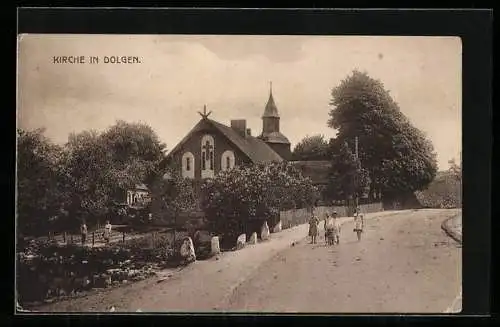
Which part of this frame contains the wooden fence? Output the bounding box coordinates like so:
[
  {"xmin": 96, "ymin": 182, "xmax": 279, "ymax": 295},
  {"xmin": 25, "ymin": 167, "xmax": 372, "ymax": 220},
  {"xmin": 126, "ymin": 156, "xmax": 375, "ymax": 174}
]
[{"xmin": 279, "ymin": 202, "xmax": 383, "ymax": 229}]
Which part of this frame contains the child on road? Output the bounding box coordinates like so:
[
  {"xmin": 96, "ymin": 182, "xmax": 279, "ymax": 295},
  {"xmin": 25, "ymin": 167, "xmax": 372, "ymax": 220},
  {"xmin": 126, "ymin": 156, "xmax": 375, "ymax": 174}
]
[
  {"xmin": 308, "ymin": 214, "xmax": 319, "ymax": 244},
  {"xmin": 353, "ymin": 208, "xmax": 364, "ymax": 241}
]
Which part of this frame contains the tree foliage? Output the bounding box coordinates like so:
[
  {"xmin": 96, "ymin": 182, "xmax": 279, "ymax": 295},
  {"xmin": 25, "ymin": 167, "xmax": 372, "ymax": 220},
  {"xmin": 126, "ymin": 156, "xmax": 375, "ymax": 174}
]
[
  {"xmin": 324, "ymin": 141, "xmax": 370, "ymax": 201},
  {"xmin": 292, "ymin": 134, "xmax": 330, "ymax": 161},
  {"xmin": 17, "ymin": 128, "xmax": 70, "ymax": 235},
  {"xmin": 448, "ymin": 157, "xmax": 462, "ymax": 182},
  {"xmin": 64, "ymin": 121, "xmax": 166, "ymax": 225},
  {"xmin": 149, "ymin": 169, "xmax": 197, "ymax": 224},
  {"xmin": 17, "ymin": 121, "xmax": 170, "ymax": 234},
  {"xmin": 327, "ymin": 70, "xmax": 438, "ymax": 200},
  {"xmin": 415, "ymin": 163, "xmax": 462, "ymax": 209},
  {"xmin": 201, "ymin": 162, "xmax": 319, "ymax": 243}
]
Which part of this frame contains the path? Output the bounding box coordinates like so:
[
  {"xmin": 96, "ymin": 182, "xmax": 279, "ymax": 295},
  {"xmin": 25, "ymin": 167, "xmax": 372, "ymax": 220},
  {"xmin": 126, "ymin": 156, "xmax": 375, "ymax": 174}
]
[
  {"xmin": 31, "ymin": 209, "xmax": 460, "ymax": 313},
  {"xmin": 225, "ymin": 209, "xmax": 461, "ymax": 313}
]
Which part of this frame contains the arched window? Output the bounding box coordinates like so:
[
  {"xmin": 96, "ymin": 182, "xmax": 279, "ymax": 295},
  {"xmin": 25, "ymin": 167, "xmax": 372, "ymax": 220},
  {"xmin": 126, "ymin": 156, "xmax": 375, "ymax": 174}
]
[
  {"xmin": 201, "ymin": 135, "xmax": 215, "ymax": 178},
  {"xmin": 221, "ymin": 150, "xmax": 235, "ymax": 171},
  {"xmin": 182, "ymin": 152, "xmax": 195, "ymax": 179}
]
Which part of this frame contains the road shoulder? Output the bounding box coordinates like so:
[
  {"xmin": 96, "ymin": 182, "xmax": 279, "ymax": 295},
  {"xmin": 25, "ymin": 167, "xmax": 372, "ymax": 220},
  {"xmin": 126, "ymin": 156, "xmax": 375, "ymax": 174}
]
[{"xmin": 441, "ymin": 211, "xmax": 462, "ymax": 314}]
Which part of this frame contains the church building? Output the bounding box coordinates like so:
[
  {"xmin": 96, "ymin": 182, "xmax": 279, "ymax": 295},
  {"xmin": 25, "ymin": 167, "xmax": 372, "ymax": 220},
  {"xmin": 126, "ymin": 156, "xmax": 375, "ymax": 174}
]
[{"xmin": 164, "ymin": 84, "xmax": 292, "ymax": 180}]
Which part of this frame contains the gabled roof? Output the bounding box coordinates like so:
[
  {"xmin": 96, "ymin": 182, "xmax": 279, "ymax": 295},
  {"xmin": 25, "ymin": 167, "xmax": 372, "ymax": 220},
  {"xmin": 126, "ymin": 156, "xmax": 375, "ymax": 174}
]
[{"xmin": 166, "ymin": 118, "xmax": 283, "ymax": 164}]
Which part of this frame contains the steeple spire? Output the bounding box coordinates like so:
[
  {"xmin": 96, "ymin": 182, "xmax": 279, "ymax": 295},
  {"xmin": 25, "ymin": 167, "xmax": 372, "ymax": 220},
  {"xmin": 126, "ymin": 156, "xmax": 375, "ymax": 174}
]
[
  {"xmin": 259, "ymin": 82, "xmax": 291, "ymax": 160},
  {"xmin": 263, "ymin": 82, "xmax": 279, "ymax": 118}
]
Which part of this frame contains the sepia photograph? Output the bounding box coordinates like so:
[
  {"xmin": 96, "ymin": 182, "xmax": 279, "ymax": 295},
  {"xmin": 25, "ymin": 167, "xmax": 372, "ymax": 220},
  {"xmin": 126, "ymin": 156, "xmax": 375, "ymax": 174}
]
[{"xmin": 16, "ymin": 34, "xmax": 462, "ymax": 313}]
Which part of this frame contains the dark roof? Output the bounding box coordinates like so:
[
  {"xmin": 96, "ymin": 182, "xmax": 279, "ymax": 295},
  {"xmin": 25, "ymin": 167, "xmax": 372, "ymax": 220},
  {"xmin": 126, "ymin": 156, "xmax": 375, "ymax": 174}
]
[
  {"xmin": 166, "ymin": 118, "xmax": 283, "ymax": 164},
  {"xmin": 290, "ymin": 160, "xmax": 332, "ymax": 185},
  {"xmin": 210, "ymin": 120, "xmax": 284, "ymax": 163},
  {"xmin": 263, "ymin": 90, "xmax": 279, "ymax": 118},
  {"xmin": 259, "ymin": 131, "xmax": 290, "ymax": 144}
]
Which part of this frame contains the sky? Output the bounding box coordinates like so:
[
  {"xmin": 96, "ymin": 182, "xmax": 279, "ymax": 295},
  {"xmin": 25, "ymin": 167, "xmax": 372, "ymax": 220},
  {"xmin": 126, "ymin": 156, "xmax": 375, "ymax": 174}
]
[{"xmin": 17, "ymin": 34, "xmax": 462, "ymax": 171}]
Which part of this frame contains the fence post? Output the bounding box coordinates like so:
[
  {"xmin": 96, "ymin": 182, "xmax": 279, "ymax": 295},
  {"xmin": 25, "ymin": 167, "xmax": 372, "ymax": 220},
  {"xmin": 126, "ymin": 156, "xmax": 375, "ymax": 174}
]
[
  {"xmin": 122, "ymin": 232, "xmax": 125, "ymax": 243},
  {"xmin": 92, "ymin": 232, "xmax": 95, "ymax": 247},
  {"xmin": 63, "ymin": 232, "xmax": 66, "ymax": 243}
]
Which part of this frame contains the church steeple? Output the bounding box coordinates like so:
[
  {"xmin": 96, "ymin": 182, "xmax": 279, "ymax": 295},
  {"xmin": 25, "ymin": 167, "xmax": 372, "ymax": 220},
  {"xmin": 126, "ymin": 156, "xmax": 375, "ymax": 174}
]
[
  {"xmin": 263, "ymin": 81, "xmax": 280, "ymax": 118},
  {"xmin": 259, "ymin": 82, "xmax": 291, "ymax": 160}
]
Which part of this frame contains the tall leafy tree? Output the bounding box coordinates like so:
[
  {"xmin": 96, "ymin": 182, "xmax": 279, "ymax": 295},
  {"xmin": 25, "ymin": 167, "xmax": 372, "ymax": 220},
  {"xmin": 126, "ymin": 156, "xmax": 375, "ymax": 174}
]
[
  {"xmin": 64, "ymin": 121, "xmax": 167, "ymax": 225},
  {"xmin": 16, "ymin": 128, "xmax": 70, "ymax": 235},
  {"xmin": 292, "ymin": 134, "xmax": 330, "ymax": 161},
  {"xmin": 328, "ymin": 70, "xmax": 438, "ymax": 200},
  {"xmin": 324, "ymin": 140, "xmax": 370, "ymax": 202}
]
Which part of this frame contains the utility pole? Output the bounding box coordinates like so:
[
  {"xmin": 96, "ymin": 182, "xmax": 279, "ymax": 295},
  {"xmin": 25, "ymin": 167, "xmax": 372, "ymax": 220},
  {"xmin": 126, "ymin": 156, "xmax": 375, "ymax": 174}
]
[{"xmin": 354, "ymin": 136, "xmax": 359, "ymax": 210}]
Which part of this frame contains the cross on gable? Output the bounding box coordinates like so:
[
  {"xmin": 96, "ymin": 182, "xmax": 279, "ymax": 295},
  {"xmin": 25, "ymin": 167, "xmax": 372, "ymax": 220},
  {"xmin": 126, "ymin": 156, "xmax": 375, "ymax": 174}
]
[
  {"xmin": 198, "ymin": 104, "xmax": 212, "ymax": 119},
  {"xmin": 202, "ymin": 140, "xmax": 213, "ymax": 151}
]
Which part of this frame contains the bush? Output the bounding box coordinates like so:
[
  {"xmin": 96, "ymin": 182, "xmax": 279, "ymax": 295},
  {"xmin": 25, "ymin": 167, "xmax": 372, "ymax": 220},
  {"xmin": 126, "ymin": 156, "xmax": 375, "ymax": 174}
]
[
  {"xmin": 201, "ymin": 162, "xmax": 319, "ymax": 244},
  {"xmin": 415, "ymin": 172, "xmax": 461, "ymax": 208}
]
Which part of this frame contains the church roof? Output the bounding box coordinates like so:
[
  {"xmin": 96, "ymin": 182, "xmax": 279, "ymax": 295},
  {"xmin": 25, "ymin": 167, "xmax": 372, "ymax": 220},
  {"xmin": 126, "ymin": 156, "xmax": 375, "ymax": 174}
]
[
  {"xmin": 259, "ymin": 131, "xmax": 291, "ymax": 144},
  {"xmin": 263, "ymin": 85, "xmax": 280, "ymax": 118},
  {"xmin": 165, "ymin": 118, "xmax": 283, "ymax": 165},
  {"xmin": 210, "ymin": 120, "xmax": 284, "ymax": 163}
]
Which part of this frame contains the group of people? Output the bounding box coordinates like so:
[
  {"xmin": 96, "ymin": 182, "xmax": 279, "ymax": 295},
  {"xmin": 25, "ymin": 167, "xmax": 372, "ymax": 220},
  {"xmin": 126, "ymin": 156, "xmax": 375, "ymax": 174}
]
[
  {"xmin": 308, "ymin": 208, "xmax": 365, "ymax": 245},
  {"xmin": 80, "ymin": 220, "xmax": 113, "ymax": 246}
]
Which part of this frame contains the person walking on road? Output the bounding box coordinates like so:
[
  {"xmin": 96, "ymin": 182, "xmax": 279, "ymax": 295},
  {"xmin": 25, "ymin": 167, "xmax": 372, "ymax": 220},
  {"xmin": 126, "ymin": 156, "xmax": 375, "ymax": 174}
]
[
  {"xmin": 80, "ymin": 221, "xmax": 88, "ymax": 245},
  {"xmin": 308, "ymin": 213, "xmax": 319, "ymax": 244},
  {"xmin": 353, "ymin": 208, "xmax": 364, "ymax": 241},
  {"xmin": 324, "ymin": 213, "xmax": 331, "ymax": 244},
  {"xmin": 103, "ymin": 220, "xmax": 112, "ymax": 244},
  {"xmin": 332, "ymin": 211, "xmax": 341, "ymax": 245}
]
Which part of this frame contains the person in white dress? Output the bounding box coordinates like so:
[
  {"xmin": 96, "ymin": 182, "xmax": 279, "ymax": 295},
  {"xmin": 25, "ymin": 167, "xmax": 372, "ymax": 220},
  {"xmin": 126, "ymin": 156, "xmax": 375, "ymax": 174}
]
[
  {"xmin": 353, "ymin": 208, "xmax": 364, "ymax": 241},
  {"xmin": 103, "ymin": 220, "xmax": 112, "ymax": 244},
  {"xmin": 324, "ymin": 213, "xmax": 330, "ymax": 244},
  {"xmin": 332, "ymin": 212, "xmax": 341, "ymax": 244}
]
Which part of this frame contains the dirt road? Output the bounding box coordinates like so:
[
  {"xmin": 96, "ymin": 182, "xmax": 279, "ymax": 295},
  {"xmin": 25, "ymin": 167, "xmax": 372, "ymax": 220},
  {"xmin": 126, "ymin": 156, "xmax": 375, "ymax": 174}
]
[
  {"xmin": 30, "ymin": 209, "xmax": 460, "ymax": 313},
  {"xmin": 224, "ymin": 209, "xmax": 462, "ymax": 313}
]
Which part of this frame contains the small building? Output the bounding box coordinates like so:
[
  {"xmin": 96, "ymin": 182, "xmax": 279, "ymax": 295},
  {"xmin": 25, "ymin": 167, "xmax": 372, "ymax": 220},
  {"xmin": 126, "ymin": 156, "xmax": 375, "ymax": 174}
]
[{"xmin": 125, "ymin": 183, "xmax": 151, "ymax": 207}]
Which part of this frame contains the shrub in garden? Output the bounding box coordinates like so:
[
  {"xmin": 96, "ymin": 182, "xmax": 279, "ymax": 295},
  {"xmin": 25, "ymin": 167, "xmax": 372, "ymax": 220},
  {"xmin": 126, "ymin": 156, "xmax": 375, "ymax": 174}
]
[
  {"xmin": 415, "ymin": 171, "xmax": 461, "ymax": 209},
  {"xmin": 201, "ymin": 161, "xmax": 319, "ymax": 249}
]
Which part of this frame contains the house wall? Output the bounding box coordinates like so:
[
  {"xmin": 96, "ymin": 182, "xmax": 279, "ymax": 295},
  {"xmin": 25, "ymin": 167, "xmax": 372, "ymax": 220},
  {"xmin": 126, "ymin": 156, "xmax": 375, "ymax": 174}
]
[
  {"xmin": 126, "ymin": 189, "xmax": 151, "ymax": 206},
  {"xmin": 169, "ymin": 125, "xmax": 251, "ymax": 180}
]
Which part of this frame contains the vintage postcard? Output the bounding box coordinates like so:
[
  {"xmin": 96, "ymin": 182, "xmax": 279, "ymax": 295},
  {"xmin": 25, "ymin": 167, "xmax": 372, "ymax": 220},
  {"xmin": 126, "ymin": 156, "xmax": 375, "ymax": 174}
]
[{"xmin": 16, "ymin": 34, "xmax": 462, "ymax": 313}]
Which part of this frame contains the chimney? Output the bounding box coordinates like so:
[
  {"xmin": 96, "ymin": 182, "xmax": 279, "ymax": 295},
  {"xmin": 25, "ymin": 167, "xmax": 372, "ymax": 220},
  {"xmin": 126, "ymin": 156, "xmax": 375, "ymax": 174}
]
[
  {"xmin": 246, "ymin": 128, "xmax": 251, "ymax": 136},
  {"xmin": 230, "ymin": 119, "xmax": 247, "ymax": 138}
]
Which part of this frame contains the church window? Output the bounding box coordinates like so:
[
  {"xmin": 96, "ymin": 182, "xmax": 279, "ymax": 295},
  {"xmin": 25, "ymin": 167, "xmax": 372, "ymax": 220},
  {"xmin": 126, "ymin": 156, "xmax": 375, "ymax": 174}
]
[
  {"xmin": 221, "ymin": 150, "xmax": 235, "ymax": 171},
  {"xmin": 181, "ymin": 152, "xmax": 195, "ymax": 179},
  {"xmin": 201, "ymin": 135, "xmax": 215, "ymax": 178}
]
